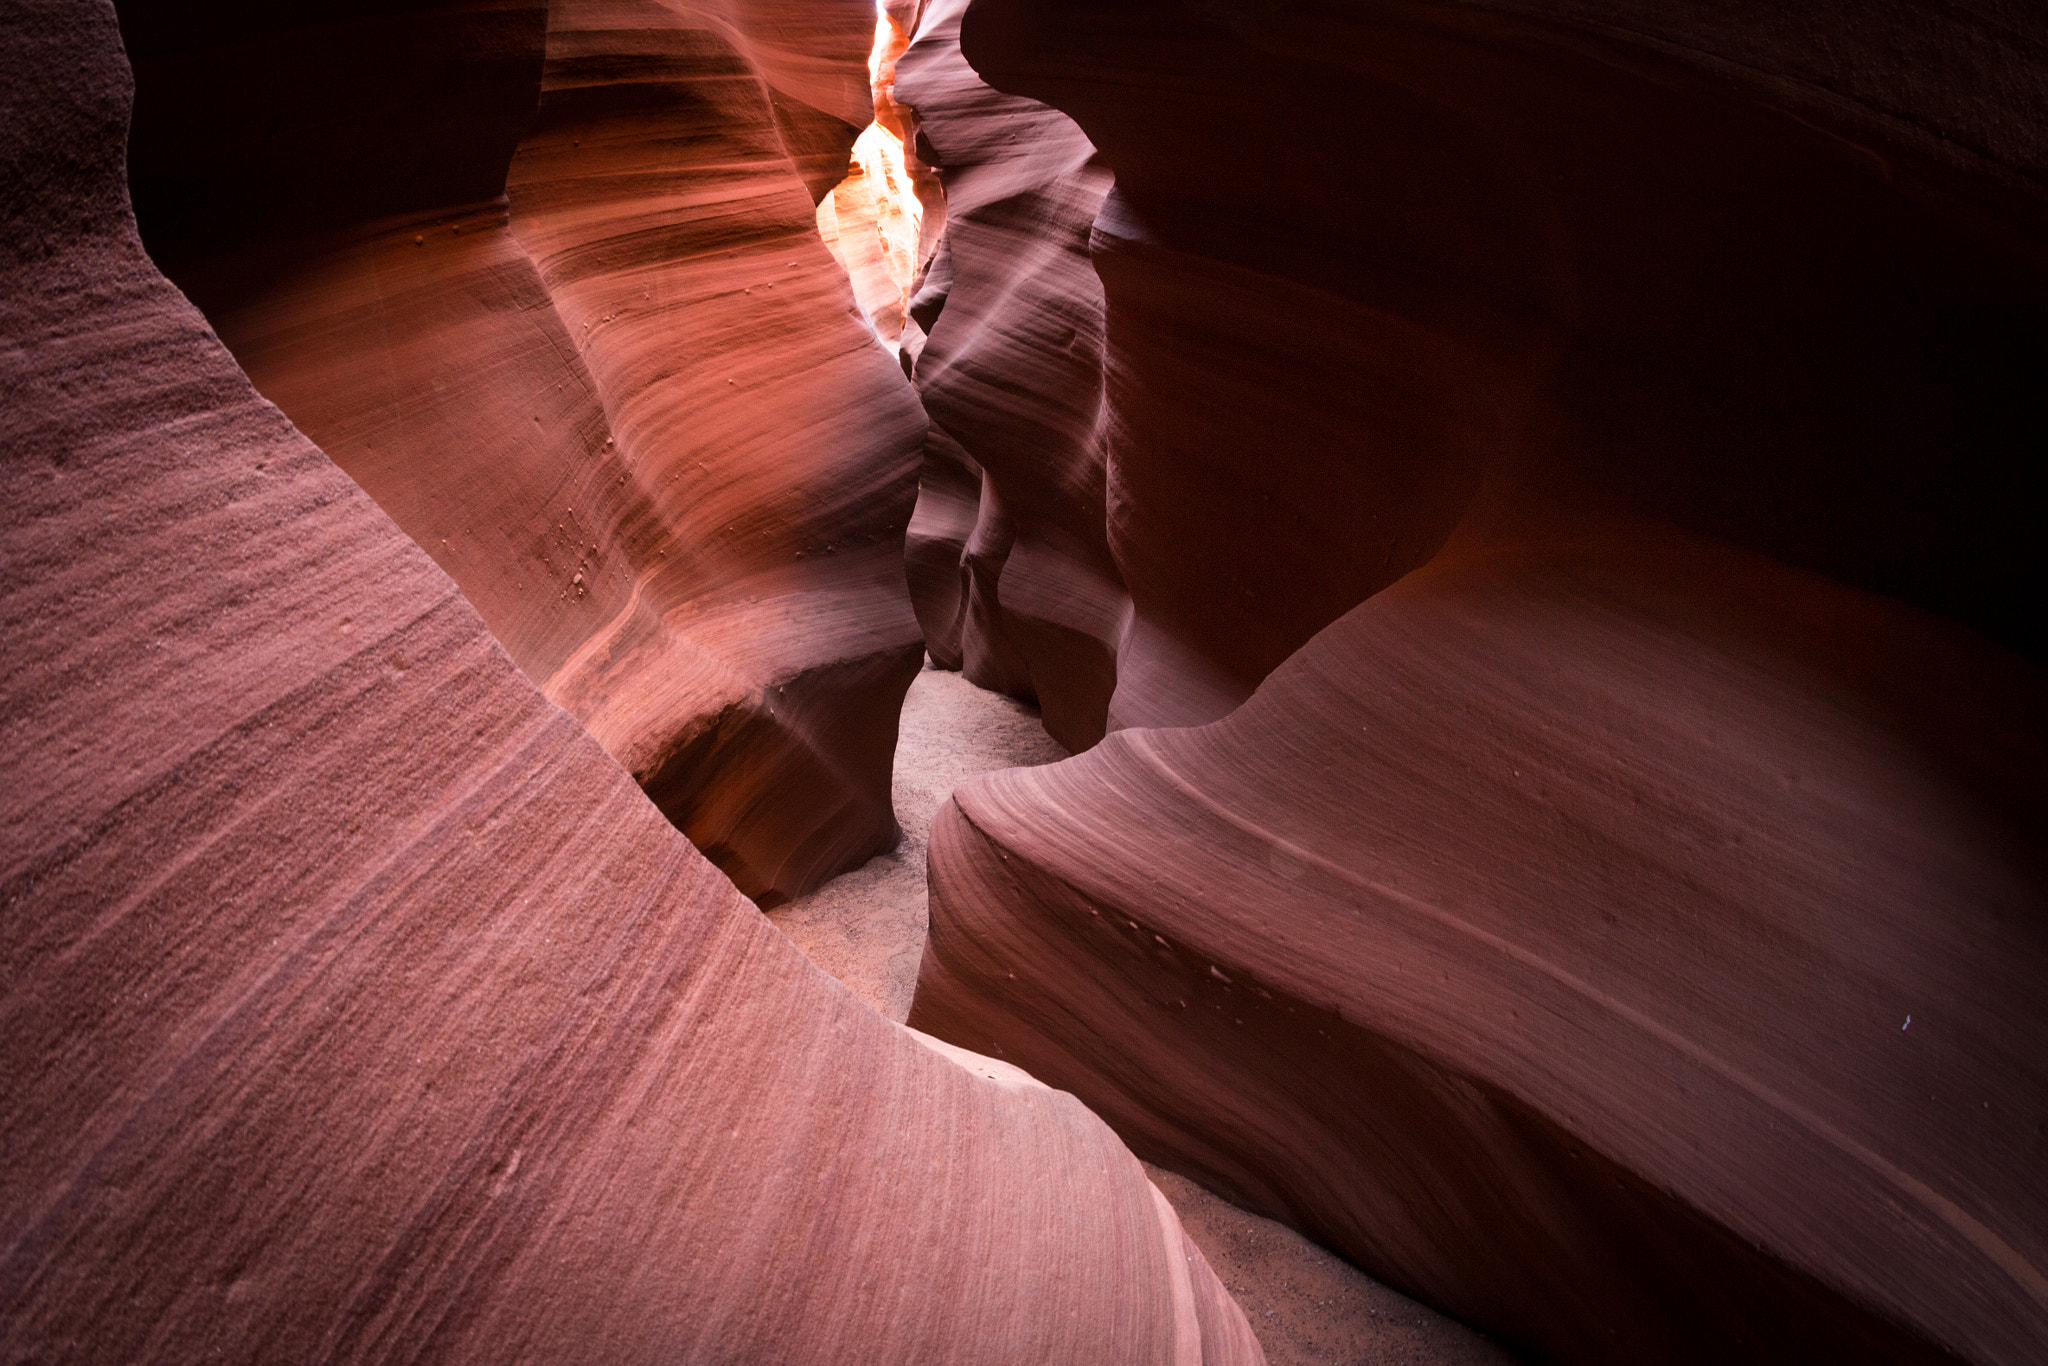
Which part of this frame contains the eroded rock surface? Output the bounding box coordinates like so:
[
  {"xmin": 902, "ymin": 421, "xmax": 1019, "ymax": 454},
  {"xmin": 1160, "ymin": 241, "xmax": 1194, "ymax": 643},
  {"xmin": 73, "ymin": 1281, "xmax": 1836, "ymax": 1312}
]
[
  {"xmin": 912, "ymin": 516, "xmax": 2048, "ymax": 1364},
  {"xmin": 895, "ymin": 0, "xmax": 1125, "ymax": 751},
  {"xmin": 0, "ymin": 3, "xmax": 1262, "ymax": 1360},
  {"xmin": 504, "ymin": 0, "xmax": 929, "ymax": 902},
  {"xmin": 958, "ymin": 0, "xmax": 2048, "ymax": 728},
  {"xmin": 118, "ymin": 0, "xmax": 927, "ymax": 904},
  {"xmin": 909, "ymin": 6, "xmax": 2048, "ymax": 1358}
]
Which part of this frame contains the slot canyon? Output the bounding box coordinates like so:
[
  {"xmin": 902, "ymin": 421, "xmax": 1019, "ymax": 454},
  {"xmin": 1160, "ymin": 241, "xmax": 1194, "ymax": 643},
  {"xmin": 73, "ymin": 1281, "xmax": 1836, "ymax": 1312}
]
[{"xmin": 4, "ymin": 0, "xmax": 2046, "ymax": 1360}]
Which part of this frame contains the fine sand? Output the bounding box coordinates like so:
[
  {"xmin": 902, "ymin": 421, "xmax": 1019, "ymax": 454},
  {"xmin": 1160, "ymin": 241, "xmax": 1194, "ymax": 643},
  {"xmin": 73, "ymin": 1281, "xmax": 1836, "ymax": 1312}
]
[{"xmin": 770, "ymin": 660, "xmax": 1518, "ymax": 1366}]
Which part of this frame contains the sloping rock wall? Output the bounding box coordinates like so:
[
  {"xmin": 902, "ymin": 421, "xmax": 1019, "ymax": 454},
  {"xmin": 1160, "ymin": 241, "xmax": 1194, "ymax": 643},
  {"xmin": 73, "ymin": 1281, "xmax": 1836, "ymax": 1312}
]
[
  {"xmin": 895, "ymin": 0, "xmax": 1126, "ymax": 751},
  {"xmin": 907, "ymin": 0, "xmax": 2048, "ymax": 1360},
  {"xmin": 0, "ymin": 3, "xmax": 1262, "ymax": 1359},
  {"xmin": 502, "ymin": 0, "xmax": 929, "ymax": 902},
  {"xmin": 117, "ymin": 0, "xmax": 927, "ymax": 904},
  {"xmin": 912, "ymin": 514, "xmax": 2048, "ymax": 1364}
]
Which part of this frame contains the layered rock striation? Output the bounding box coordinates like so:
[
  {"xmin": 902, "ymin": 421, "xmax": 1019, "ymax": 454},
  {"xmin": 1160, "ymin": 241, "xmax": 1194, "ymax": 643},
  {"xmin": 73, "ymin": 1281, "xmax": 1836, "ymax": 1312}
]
[
  {"xmin": 894, "ymin": 0, "xmax": 1125, "ymax": 751},
  {"xmin": 958, "ymin": 0, "xmax": 2048, "ymax": 728},
  {"xmin": 118, "ymin": 0, "xmax": 928, "ymax": 904},
  {"xmin": 908, "ymin": 0, "xmax": 2048, "ymax": 1361},
  {"xmin": 913, "ymin": 514, "xmax": 2048, "ymax": 1364},
  {"xmin": 0, "ymin": 2, "xmax": 1263, "ymax": 1359},
  {"xmin": 503, "ymin": 0, "xmax": 930, "ymax": 902}
]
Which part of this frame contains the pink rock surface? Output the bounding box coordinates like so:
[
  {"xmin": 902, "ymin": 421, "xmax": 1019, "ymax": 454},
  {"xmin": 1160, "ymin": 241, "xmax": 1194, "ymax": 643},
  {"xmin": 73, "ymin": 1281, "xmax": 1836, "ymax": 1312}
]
[
  {"xmin": 895, "ymin": 0, "xmax": 1125, "ymax": 751},
  {"xmin": 505, "ymin": 0, "xmax": 930, "ymax": 903},
  {"xmin": 0, "ymin": 3, "xmax": 1262, "ymax": 1360},
  {"xmin": 911, "ymin": 514, "xmax": 2048, "ymax": 1363},
  {"xmin": 907, "ymin": 2, "xmax": 2048, "ymax": 1359},
  {"xmin": 959, "ymin": 0, "xmax": 2048, "ymax": 728},
  {"xmin": 120, "ymin": 0, "xmax": 928, "ymax": 904}
]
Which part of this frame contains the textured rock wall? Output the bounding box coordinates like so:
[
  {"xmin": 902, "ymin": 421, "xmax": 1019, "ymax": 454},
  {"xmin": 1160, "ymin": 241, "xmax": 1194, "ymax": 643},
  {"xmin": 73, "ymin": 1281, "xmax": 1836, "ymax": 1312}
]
[
  {"xmin": 503, "ymin": 0, "xmax": 929, "ymax": 903},
  {"xmin": 913, "ymin": 514, "xmax": 2048, "ymax": 1364},
  {"xmin": 0, "ymin": 2, "xmax": 1263, "ymax": 1359},
  {"xmin": 907, "ymin": 0, "xmax": 2048, "ymax": 1361},
  {"xmin": 118, "ymin": 0, "xmax": 927, "ymax": 904},
  {"xmin": 959, "ymin": 0, "xmax": 2048, "ymax": 728},
  {"xmin": 895, "ymin": 0, "xmax": 1126, "ymax": 751}
]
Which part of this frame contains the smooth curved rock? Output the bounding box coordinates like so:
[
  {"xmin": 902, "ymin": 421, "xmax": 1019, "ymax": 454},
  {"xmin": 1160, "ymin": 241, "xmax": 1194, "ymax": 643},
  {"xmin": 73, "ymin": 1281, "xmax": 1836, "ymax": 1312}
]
[
  {"xmin": 895, "ymin": 0, "xmax": 1125, "ymax": 751},
  {"xmin": 960, "ymin": 0, "xmax": 2048, "ymax": 728},
  {"xmin": 909, "ymin": 2, "xmax": 2048, "ymax": 1358},
  {"xmin": 911, "ymin": 514, "xmax": 2048, "ymax": 1364},
  {"xmin": 504, "ymin": 0, "xmax": 930, "ymax": 903},
  {"xmin": 0, "ymin": 4, "xmax": 1262, "ymax": 1360},
  {"xmin": 119, "ymin": 0, "xmax": 927, "ymax": 904}
]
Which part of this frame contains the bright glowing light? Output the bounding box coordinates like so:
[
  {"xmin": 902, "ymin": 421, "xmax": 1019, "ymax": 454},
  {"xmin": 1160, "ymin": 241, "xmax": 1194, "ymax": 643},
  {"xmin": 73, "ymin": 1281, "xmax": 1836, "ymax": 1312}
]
[{"xmin": 816, "ymin": 7, "xmax": 932, "ymax": 353}]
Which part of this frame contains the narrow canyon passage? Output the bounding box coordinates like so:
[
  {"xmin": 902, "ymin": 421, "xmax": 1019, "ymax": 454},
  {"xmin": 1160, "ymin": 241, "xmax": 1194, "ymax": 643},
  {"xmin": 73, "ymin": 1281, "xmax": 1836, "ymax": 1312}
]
[
  {"xmin": 779, "ymin": 19, "xmax": 1517, "ymax": 1355},
  {"xmin": 769, "ymin": 662, "xmax": 1518, "ymax": 1366},
  {"xmin": 769, "ymin": 660, "xmax": 1065, "ymax": 1023},
  {"xmin": 7, "ymin": 0, "xmax": 2045, "ymax": 1362}
]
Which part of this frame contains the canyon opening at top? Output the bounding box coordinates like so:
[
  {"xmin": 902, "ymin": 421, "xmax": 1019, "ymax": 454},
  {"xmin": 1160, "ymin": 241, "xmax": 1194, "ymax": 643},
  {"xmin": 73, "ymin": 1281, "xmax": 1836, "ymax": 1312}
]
[{"xmin": 817, "ymin": 1, "xmax": 946, "ymax": 354}]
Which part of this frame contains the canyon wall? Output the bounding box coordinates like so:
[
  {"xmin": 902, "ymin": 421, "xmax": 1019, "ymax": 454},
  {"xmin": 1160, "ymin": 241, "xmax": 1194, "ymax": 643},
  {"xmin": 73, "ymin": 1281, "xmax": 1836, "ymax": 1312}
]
[
  {"xmin": 0, "ymin": 1, "xmax": 1263, "ymax": 1359},
  {"xmin": 914, "ymin": 513, "xmax": 2048, "ymax": 1363},
  {"xmin": 955, "ymin": 0, "xmax": 2048, "ymax": 729},
  {"xmin": 910, "ymin": 0, "xmax": 2048, "ymax": 1361},
  {"xmin": 895, "ymin": 0, "xmax": 1126, "ymax": 751},
  {"xmin": 118, "ymin": 0, "xmax": 927, "ymax": 904}
]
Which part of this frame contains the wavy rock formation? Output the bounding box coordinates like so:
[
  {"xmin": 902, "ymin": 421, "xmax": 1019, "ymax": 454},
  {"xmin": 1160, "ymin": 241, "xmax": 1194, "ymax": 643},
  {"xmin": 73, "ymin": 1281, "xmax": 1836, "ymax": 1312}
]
[
  {"xmin": 913, "ymin": 514, "xmax": 2048, "ymax": 1364},
  {"xmin": 119, "ymin": 0, "xmax": 927, "ymax": 904},
  {"xmin": 503, "ymin": 0, "xmax": 931, "ymax": 901},
  {"xmin": 911, "ymin": 3, "xmax": 2048, "ymax": 1360},
  {"xmin": 959, "ymin": 0, "xmax": 2048, "ymax": 729},
  {"xmin": 895, "ymin": 0, "xmax": 1125, "ymax": 751},
  {"xmin": 0, "ymin": 3, "xmax": 1262, "ymax": 1360}
]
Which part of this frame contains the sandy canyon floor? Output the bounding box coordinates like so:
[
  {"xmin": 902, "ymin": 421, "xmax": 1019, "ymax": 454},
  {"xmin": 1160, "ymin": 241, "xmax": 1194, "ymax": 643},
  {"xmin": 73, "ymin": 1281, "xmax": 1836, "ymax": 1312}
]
[{"xmin": 771, "ymin": 661, "xmax": 1517, "ymax": 1366}]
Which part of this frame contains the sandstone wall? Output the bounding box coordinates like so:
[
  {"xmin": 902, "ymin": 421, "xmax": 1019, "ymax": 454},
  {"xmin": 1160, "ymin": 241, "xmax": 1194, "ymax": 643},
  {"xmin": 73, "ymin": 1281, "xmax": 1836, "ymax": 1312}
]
[
  {"xmin": 118, "ymin": 0, "xmax": 927, "ymax": 904},
  {"xmin": 958, "ymin": 0, "xmax": 2048, "ymax": 727},
  {"xmin": 0, "ymin": 3, "xmax": 1263, "ymax": 1358},
  {"xmin": 895, "ymin": 0, "xmax": 1126, "ymax": 751},
  {"xmin": 913, "ymin": 513, "xmax": 2048, "ymax": 1364},
  {"xmin": 908, "ymin": 1, "xmax": 2048, "ymax": 1359}
]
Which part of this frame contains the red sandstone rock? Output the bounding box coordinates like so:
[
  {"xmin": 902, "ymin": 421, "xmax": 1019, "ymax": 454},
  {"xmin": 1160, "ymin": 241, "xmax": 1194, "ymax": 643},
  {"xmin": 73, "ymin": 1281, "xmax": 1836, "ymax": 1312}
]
[
  {"xmin": 0, "ymin": 3, "xmax": 1262, "ymax": 1360},
  {"xmin": 895, "ymin": 0, "xmax": 1126, "ymax": 751},
  {"xmin": 911, "ymin": 514, "xmax": 2048, "ymax": 1364},
  {"xmin": 907, "ymin": 3, "xmax": 2048, "ymax": 1359},
  {"xmin": 120, "ymin": 0, "xmax": 928, "ymax": 904},
  {"xmin": 504, "ymin": 0, "xmax": 931, "ymax": 903},
  {"xmin": 960, "ymin": 0, "xmax": 2048, "ymax": 728}
]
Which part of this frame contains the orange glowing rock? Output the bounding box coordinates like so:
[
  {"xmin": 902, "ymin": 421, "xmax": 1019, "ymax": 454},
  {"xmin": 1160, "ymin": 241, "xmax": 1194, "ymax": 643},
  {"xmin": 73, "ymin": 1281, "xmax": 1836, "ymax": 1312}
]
[{"xmin": 818, "ymin": 7, "xmax": 942, "ymax": 352}]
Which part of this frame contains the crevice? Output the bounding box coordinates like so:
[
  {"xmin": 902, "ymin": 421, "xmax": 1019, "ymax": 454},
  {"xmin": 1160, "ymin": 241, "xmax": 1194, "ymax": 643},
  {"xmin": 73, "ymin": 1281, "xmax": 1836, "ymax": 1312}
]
[{"xmin": 815, "ymin": 2, "xmax": 947, "ymax": 356}]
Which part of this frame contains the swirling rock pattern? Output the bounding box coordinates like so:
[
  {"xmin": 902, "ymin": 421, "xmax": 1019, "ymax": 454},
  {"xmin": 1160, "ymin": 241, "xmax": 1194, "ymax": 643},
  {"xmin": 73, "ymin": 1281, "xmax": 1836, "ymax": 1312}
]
[
  {"xmin": 959, "ymin": 0, "xmax": 2048, "ymax": 728},
  {"xmin": 0, "ymin": 3, "xmax": 1263, "ymax": 1360},
  {"xmin": 895, "ymin": 0, "xmax": 1125, "ymax": 751},
  {"xmin": 503, "ymin": 0, "xmax": 930, "ymax": 902},
  {"xmin": 120, "ymin": 0, "xmax": 928, "ymax": 904},
  {"xmin": 912, "ymin": 515, "xmax": 2048, "ymax": 1364},
  {"xmin": 912, "ymin": 5, "xmax": 2048, "ymax": 1354}
]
